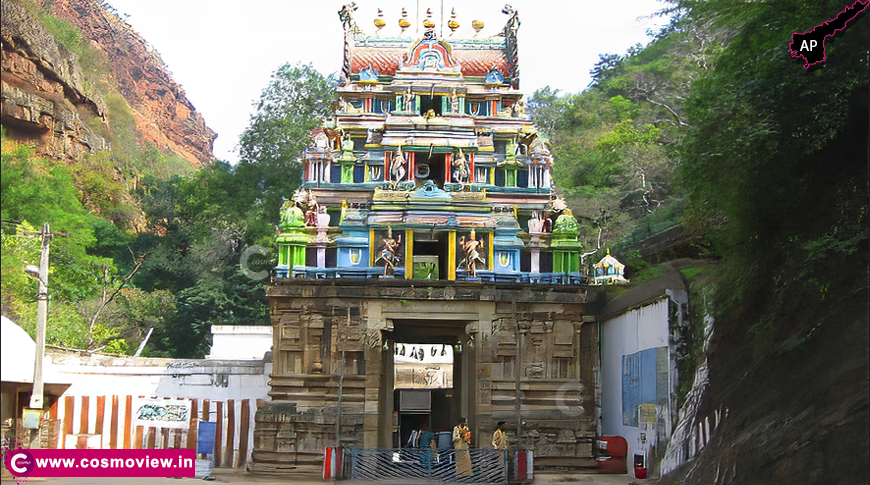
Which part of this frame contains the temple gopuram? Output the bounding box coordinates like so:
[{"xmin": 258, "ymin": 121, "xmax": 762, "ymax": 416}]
[{"xmin": 253, "ymin": 5, "xmax": 605, "ymax": 474}]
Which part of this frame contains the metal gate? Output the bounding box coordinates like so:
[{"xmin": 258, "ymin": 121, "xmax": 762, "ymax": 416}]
[{"xmin": 346, "ymin": 447, "xmax": 509, "ymax": 484}]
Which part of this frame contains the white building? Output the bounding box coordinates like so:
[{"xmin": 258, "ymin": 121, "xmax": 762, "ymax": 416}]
[
  {"xmin": 599, "ymin": 267, "xmax": 687, "ymax": 479},
  {"xmin": 207, "ymin": 325, "xmax": 272, "ymax": 361}
]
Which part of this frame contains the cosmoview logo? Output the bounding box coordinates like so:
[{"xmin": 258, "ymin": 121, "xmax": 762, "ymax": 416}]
[
  {"xmin": 555, "ymin": 381, "xmax": 586, "ymax": 417},
  {"xmin": 240, "ymin": 245, "xmax": 270, "ymax": 281},
  {"xmin": 6, "ymin": 449, "xmax": 34, "ymax": 480}
]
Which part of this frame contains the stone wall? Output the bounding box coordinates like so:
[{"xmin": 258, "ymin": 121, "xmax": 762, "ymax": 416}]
[{"xmin": 256, "ymin": 279, "xmax": 603, "ymax": 470}]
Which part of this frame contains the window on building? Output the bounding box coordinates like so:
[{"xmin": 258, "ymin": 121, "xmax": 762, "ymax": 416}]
[
  {"xmin": 475, "ymin": 166, "xmax": 491, "ymax": 185},
  {"xmin": 419, "ymin": 95, "xmax": 443, "ymax": 116},
  {"xmin": 466, "ymin": 100, "xmax": 488, "ymax": 117},
  {"xmin": 494, "ymin": 167, "xmax": 505, "ymax": 187}
]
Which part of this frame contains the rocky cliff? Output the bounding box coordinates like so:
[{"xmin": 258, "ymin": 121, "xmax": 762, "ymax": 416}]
[
  {"xmin": 1, "ymin": 0, "xmax": 110, "ymax": 161},
  {"xmin": 1, "ymin": 0, "xmax": 215, "ymax": 166}
]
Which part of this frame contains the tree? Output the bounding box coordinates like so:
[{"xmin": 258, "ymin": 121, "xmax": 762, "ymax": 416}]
[
  {"xmin": 238, "ymin": 62, "xmax": 335, "ymax": 175},
  {"xmin": 672, "ymin": 0, "xmax": 869, "ymax": 307},
  {"xmin": 1, "ymin": 138, "xmax": 126, "ymax": 349},
  {"xmin": 588, "ymin": 53, "xmax": 623, "ymax": 88},
  {"xmin": 236, "ymin": 62, "xmax": 337, "ymax": 240}
]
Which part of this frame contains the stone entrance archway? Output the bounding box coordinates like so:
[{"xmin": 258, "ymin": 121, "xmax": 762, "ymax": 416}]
[{"xmin": 252, "ymin": 280, "xmax": 598, "ymax": 474}]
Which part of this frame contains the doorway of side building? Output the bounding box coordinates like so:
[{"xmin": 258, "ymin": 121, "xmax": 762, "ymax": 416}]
[{"xmin": 385, "ymin": 319, "xmax": 473, "ymax": 449}]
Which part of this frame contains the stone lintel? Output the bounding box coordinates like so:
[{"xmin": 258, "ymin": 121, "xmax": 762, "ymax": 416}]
[{"xmin": 268, "ymin": 279, "xmax": 588, "ymax": 304}]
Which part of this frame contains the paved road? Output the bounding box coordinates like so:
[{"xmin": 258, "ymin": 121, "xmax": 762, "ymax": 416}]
[{"xmin": 2, "ymin": 469, "xmax": 651, "ymax": 485}]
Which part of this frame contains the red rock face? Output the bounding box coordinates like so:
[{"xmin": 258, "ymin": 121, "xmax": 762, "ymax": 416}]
[
  {"xmin": 1, "ymin": 0, "xmax": 111, "ymax": 162},
  {"xmin": 45, "ymin": 0, "xmax": 216, "ymax": 166}
]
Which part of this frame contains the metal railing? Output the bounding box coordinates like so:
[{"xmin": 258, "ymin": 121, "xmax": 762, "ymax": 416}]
[{"xmin": 345, "ymin": 447, "xmax": 509, "ymax": 484}]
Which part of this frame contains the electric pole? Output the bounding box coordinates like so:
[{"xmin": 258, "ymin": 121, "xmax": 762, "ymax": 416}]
[
  {"xmin": 29, "ymin": 222, "xmax": 50, "ymax": 410},
  {"xmin": 21, "ymin": 222, "xmax": 67, "ymax": 449}
]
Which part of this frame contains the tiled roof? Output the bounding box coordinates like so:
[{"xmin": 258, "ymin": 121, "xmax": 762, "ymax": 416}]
[
  {"xmin": 350, "ymin": 46, "xmax": 510, "ymax": 78},
  {"xmin": 455, "ymin": 49, "xmax": 510, "ymax": 78},
  {"xmin": 350, "ymin": 47, "xmax": 406, "ymax": 76}
]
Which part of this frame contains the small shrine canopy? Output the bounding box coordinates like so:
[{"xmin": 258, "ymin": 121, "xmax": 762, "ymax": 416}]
[{"xmin": 593, "ymin": 250, "xmax": 630, "ymax": 285}]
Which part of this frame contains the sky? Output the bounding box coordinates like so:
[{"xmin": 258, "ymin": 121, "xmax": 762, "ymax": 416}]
[{"xmin": 106, "ymin": 0, "xmax": 669, "ymax": 163}]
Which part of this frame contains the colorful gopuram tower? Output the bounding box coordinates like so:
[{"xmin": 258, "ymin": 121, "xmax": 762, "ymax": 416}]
[{"xmin": 255, "ymin": 5, "xmax": 601, "ymax": 474}]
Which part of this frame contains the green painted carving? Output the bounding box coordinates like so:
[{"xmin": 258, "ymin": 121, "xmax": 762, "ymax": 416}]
[
  {"xmin": 413, "ymin": 256, "xmax": 439, "ymax": 279},
  {"xmin": 336, "ymin": 133, "xmax": 357, "ymax": 183},
  {"xmin": 552, "ymin": 211, "xmax": 579, "ymax": 236},
  {"xmin": 277, "ymin": 196, "xmax": 312, "ymax": 268},
  {"xmin": 279, "ymin": 200, "xmax": 306, "ymax": 229},
  {"xmin": 505, "ymin": 138, "xmax": 517, "ymax": 162},
  {"xmin": 550, "ymin": 210, "xmax": 582, "ymax": 273},
  {"xmin": 504, "ymin": 166, "xmax": 518, "ymax": 188}
]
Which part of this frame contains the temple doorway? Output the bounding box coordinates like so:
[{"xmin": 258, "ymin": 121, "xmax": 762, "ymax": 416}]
[
  {"xmin": 412, "ymin": 231, "xmax": 449, "ymax": 280},
  {"xmin": 385, "ymin": 319, "xmax": 473, "ymax": 448}
]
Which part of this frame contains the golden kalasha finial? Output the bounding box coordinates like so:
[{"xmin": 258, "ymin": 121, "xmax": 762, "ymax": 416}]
[
  {"xmin": 374, "ymin": 8, "xmax": 386, "ymax": 31},
  {"xmin": 399, "ymin": 7, "xmax": 410, "ymax": 32},
  {"xmin": 423, "ymin": 8, "xmax": 435, "ymax": 29},
  {"xmin": 472, "ymin": 19, "xmax": 484, "ymax": 36},
  {"xmin": 448, "ymin": 7, "xmax": 460, "ymax": 33}
]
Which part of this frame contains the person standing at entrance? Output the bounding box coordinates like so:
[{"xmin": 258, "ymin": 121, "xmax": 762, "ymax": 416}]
[
  {"xmin": 419, "ymin": 423, "xmax": 436, "ymax": 471},
  {"xmin": 492, "ymin": 421, "xmax": 508, "ymax": 450},
  {"xmin": 419, "ymin": 423, "xmax": 435, "ymax": 449},
  {"xmin": 453, "ymin": 417, "xmax": 473, "ymax": 476},
  {"xmin": 491, "ymin": 421, "xmax": 509, "ymax": 471}
]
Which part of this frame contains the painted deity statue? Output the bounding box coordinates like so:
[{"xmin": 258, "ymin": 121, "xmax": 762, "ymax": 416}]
[
  {"xmin": 528, "ymin": 211, "xmax": 546, "ymax": 234},
  {"xmin": 375, "ymin": 227, "xmax": 402, "ymax": 275},
  {"xmin": 304, "ymin": 192, "xmax": 319, "ymax": 227},
  {"xmin": 279, "ymin": 199, "xmax": 305, "ymax": 229},
  {"xmin": 452, "ymin": 148, "xmax": 470, "ymax": 184},
  {"xmin": 402, "ymin": 88, "xmax": 415, "ymax": 113},
  {"xmin": 457, "ymin": 229, "xmax": 486, "ymax": 276},
  {"xmin": 391, "ymin": 147, "xmax": 407, "ymax": 182},
  {"xmin": 313, "ymin": 131, "xmax": 330, "ymax": 150},
  {"xmin": 340, "ymin": 132, "xmax": 354, "ymax": 154}
]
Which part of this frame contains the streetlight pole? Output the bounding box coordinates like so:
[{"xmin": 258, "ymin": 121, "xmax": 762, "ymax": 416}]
[{"xmin": 30, "ymin": 222, "xmax": 50, "ymax": 411}]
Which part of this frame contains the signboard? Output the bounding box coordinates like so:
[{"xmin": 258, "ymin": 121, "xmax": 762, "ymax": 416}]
[
  {"xmin": 638, "ymin": 403, "xmax": 658, "ymax": 424},
  {"xmin": 394, "ymin": 363, "xmax": 453, "ymax": 389},
  {"xmin": 133, "ymin": 398, "xmax": 191, "ymax": 429}
]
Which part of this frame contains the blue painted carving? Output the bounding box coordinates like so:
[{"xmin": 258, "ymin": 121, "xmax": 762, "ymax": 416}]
[
  {"xmin": 409, "ymin": 180, "xmax": 452, "ymax": 201},
  {"xmin": 485, "ymin": 66, "xmax": 504, "ymax": 84},
  {"xmin": 492, "ymin": 208, "xmax": 524, "ymax": 274},
  {"xmin": 360, "ymin": 65, "xmax": 379, "ymax": 81}
]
